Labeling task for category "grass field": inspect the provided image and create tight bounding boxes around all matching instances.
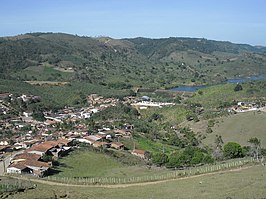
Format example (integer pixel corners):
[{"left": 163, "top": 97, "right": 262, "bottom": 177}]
[
  {"left": 139, "top": 105, "right": 188, "bottom": 126},
  {"left": 188, "top": 80, "right": 266, "bottom": 108},
  {"left": 203, "top": 111, "right": 266, "bottom": 148},
  {"left": 53, "top": 150, "right": 168, "bottom": 178},
  {"left": 133, "top": 136, "right": 178, "bottom": 154},
  {"left": 6, "top": 165, "right": 266, "bottom": 199},
  {"left": 12, "top": 65, "right": 73, "bottom": 81}
]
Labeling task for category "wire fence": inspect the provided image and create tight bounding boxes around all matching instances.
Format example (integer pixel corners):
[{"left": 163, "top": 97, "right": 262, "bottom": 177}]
[
  {"left": 44, "top": 157, "right": 254, "bottom": 185},
  {"left": 0, "top": 180, "right": 35, "bottom": 193}
]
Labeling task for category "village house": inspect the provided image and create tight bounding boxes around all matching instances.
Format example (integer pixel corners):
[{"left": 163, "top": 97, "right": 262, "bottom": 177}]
[
  {"left": 92, "top": 141, "right": 110, "bottom": 148},
  {"left": 0, "top": 140, "right": 9, "bottom": 146},
  {"left": 113, "top": 129, "right": 132, "bottom": 138},
  {"left": 11, "top": 152, "right": 42, "bottom": 163},
  {"left": 7, "top": 139, "right": 73, "bottom": 177},
  {"left": 87, "top": 135, "right": 103, "bottom": 142},
  {"left": 0, "top": 145, "right": 13, "bottom": 154},
  {"left": 27, "top": 139, "right": 72, "bottom": 157},
  {"left": 130, "top": 149, "right": 147, "bottom": 159},
  {"left": 111, "top": 142, "right": 124, "bottom": 150},
  {"left": 124, "top": 124, "right": 134, "bottom": 130},
  {"left": 7, "top": 152, "right": 50, "bottom": 177},
  {"left": 95, "top": 133, "right": 107, "bottom": 140},
  {"left": 76, "top": 138, "right": 93, "bottom": 145},
  {"left": 97, "top": 131, "right": 112, "bottom": 139},
  {"left": 0, "top": 93, "right": 11, "bottom": 101},
  {"left": 77, "top": 134, "right": 106, "bottom": 145},
  {"left": 13, "top": 142, "right": 27, "bottom": 150}
]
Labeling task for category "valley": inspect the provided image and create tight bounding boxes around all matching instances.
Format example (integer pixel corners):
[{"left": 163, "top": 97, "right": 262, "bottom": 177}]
[{"left": 0, "top": 33, "right": 266, "bottom": 198}]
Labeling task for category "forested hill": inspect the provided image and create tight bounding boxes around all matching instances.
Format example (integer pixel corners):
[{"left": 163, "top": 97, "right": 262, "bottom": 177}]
[
  {"left": 126, "top": 37, "right": 266, "bottom": 58},
  {"left": 1, "top": 32, "right": 266, "bottom": 88}
]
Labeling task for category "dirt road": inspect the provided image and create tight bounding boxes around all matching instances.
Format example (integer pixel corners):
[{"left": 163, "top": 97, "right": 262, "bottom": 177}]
[{"left": 9, "top": 165, "right": 254, "bottom": 189}]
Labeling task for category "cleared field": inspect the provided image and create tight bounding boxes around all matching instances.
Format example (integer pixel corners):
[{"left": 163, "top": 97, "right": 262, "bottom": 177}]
[
  {"left": 12, "top": 65, "right": 73, "bottom": 81},
  {"left": 7, "top": 165, "right": 266, "bottom": 199},
  {"left": 53, "top": 150, "right": 168, "bottom": 178},
  {"left": 25, "top": 81, "right": 70, "bottom": 85},
  {"left": 203, "top": 111, "right": 266, "bottom": 147}
]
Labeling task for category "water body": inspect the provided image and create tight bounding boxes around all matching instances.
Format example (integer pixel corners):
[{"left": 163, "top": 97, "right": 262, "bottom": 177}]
[
  {"left": 170, "top": 85, "right": 208, "bottom": 92},
  {"left": 225, "top": 75, "right": 265, "bottom": 83},
  {"left": 170, "top": 75, "right": 266, "bottom": 92}
]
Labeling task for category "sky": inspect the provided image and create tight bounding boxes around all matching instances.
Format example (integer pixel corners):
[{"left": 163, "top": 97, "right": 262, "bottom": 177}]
[{"left": 1, "top": 0, "right": 266, "bottom": 46}]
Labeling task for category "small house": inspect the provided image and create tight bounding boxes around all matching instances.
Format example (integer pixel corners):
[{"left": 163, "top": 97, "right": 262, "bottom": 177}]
[
  {"left": 111, "top": 142, "right": 124, "bottom": 150},
  {"left": 131, "top": 149, "right": 147, "bottom": 159},
  {"left": 92, "top": 141, "right": 110, "bottom": 148}
]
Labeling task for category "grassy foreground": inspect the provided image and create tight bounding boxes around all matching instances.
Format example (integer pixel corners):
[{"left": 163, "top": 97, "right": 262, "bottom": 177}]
[
  {"left": 204, "top": 111, "right": 266, "bottom": 148},
  {"left": 6, "top": 165, "right": 266, "bottom": 199},
  {"left": 53, "top": 150, "right": 168, "bottom": 178}
]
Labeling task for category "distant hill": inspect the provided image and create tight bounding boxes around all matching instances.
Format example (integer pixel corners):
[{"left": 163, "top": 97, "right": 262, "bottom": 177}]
[{"left": 1, "top": 33, "right": 266, "bottom": 88}]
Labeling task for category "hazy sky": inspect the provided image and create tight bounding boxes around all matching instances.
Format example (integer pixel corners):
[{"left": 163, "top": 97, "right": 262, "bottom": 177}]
[{"left": 1, "top": 0, "right": 266, "bottom": 45}]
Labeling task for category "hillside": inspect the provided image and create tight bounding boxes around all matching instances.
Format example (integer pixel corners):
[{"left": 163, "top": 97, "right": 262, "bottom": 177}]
[{"left": 1, "top": 33, "right": 266, "bottom": 89}]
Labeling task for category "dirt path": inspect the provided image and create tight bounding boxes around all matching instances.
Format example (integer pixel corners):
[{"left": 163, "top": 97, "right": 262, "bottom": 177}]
[{"left": 9, "top": 165, "right": 254, "bottom": 189}]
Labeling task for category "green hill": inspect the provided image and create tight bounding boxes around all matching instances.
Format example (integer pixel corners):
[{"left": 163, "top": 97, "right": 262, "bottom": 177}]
[{"left": 1, "top": 33, "right": 266, "bottom": 88}]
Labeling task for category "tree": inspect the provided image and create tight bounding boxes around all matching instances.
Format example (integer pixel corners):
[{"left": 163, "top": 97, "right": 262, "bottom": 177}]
[
  {"left": 248, "top": 137, "right": 261, "bottom": 161},
  {"left": 206, "top": 127, "right": 213, "bottom": 134},
  {"left": 167, "top": 151, "right": 183, "bottom": 168},
  {"left": 144, "top": 151, "right": 152, "bottom": 160},
  {"left": 198, "top": 90, "right": 203, "bottom": 95},
  {"left": 234, "top": 84, "right": 243, "bottom": 92},
  {"left": 32, "top": 110, "right": 45, "bottom": 121},
  {"left": 152, "top": 152, "right": 168, "bottom": 166},
  {"left": 223, "top": 142, "right": 243, "bottom": 159},
  {"left": 191, "top": 151, "right": 205, "bottom": 165},
  {"left": 213, "top": 135, "right": 224, "bottom": 160},
  {"left": 42, "top": 154, "right": 53, "bottom": 162},
  {"left": 168, "top": 134, "right": 184, "bottom": 148}
]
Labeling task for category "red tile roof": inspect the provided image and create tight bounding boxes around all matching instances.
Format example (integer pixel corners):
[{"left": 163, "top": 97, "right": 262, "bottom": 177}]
[
  {"left": 132, "top": 149, "right": 146, "bottom": 155},
  {"left": 13, "top": 152, "right": 41, "bottom": 161},
  {"left": 111, "top": 142, "right": 124, "bottom": 148},
  {"left": 28, "top": 139, "right": 70, "bottom": 153},
  {"left": 8, "top": 162, "right": 28, "bottom": 170},
  {"left": 9, "top": 159, "right": 49, "bottom": 170},
  {"left": 25, "top": 159, "right": 49, "bottom": 168}
]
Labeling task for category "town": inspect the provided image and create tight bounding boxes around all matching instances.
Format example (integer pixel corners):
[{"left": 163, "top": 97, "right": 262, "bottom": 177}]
[{"left": 0, "top": 93, "right": 169, "bottom": 177}]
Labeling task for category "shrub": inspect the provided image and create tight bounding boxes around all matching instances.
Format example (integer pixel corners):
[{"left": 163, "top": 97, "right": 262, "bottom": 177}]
[
  {"left": 152, "top": 152, "right": 169, "bottom": 166},
  {"left": 234, "top": 84, "right": 243, "bottom": 92},
  {"left": 223, "top": 142, "right": 243, "bottom": 159}
]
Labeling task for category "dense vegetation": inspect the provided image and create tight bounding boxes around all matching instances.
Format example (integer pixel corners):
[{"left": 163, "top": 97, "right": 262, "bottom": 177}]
[{"left": 1, "top": 33, "right": 266, "bottom": 89}]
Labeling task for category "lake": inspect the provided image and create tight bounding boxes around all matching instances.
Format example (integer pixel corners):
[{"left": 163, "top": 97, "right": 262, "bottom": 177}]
[{"left": 170, "top": 75, "right": 266, "bottom": 92}]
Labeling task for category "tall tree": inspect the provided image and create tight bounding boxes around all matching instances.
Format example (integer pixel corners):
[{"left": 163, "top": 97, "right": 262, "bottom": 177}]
[
  {"left": 248, "top": 137, "right": 261, "bottom": 162},
  {"left": 213, "top": 135, "right": 224, "bottom": 160}
]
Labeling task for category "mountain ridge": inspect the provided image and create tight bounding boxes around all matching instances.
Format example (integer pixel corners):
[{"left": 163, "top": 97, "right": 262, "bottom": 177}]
[{"left": 1, "top": 32, "right": 266, "bottom": 88}]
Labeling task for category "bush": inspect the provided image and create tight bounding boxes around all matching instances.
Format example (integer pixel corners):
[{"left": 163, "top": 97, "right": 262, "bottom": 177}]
[
  {"left": 206, "top": 127, "right": 213, "bottom": 134},
  {"left": 223, "top": 142, "right": 243, "bottom": 159},
  {"left": 167, "top": 147, "right": 213, "bottom": 168},
  {"left": 208, "top": 119, "right": 215, "bottom": 127},
  {"left": 152, "top": 152, "right": 168, "bottom": 166},
  {"left": 234, "top": 84, "right": 243, "bottom": 92}
]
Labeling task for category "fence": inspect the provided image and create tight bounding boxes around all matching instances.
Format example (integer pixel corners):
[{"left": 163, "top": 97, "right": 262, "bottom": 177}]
[
  {"left": 44, "top": 157, "right": 254, "bottom": 185},
  {"left": 0, "top": 180, "right": 35, "bottom": 193}
]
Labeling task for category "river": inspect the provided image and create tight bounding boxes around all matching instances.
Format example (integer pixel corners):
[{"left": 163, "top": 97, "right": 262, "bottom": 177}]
[{"left": 169, "top": 75, "right": 266, "bottom": 92}]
